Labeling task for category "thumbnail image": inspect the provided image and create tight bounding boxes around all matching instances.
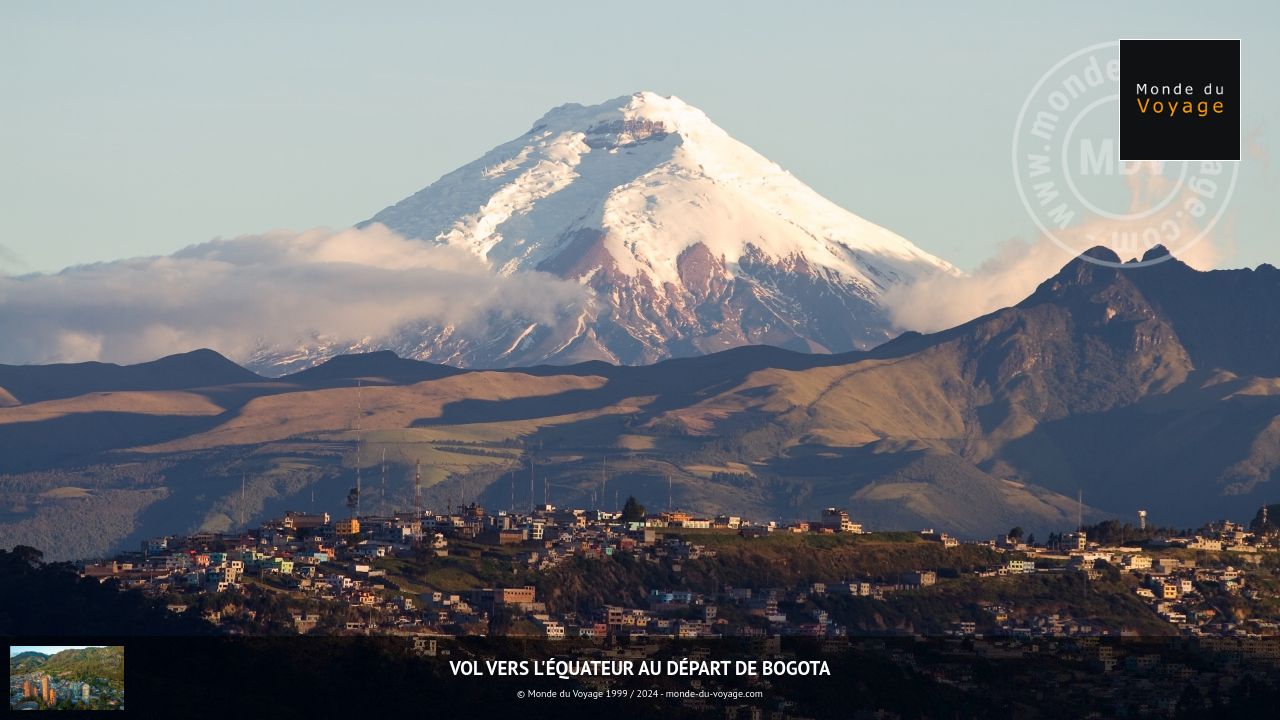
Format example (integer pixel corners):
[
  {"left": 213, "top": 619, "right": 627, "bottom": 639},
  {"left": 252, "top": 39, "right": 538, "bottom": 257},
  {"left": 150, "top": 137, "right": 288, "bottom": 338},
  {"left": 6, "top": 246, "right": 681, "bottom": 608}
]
[{"left": 9, "top": 646, "right": 123, "bottom": 711}]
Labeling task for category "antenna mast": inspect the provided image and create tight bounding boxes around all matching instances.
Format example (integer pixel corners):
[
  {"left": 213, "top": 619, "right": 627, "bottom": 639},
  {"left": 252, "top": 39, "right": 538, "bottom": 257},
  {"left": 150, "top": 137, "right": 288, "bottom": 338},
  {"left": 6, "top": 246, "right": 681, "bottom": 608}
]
[
  {"left": 354, "top": 380, "right": 363, "bottom": 518},
  {"left": 413, "top": 459, "right": 421, "bottom": 520}
]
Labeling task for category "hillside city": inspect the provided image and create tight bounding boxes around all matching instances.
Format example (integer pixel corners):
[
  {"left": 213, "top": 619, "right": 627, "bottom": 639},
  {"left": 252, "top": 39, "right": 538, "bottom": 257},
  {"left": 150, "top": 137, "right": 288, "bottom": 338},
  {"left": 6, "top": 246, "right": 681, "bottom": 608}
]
[
  {"left": 2, "top": 497, "right": 1272, "bottom": 717},
  {"left": 9, "top": 673, "right": 123, "bottom": 712},
  {"left": 76, "top": 500, "right": 1280, "bottom": 643}
]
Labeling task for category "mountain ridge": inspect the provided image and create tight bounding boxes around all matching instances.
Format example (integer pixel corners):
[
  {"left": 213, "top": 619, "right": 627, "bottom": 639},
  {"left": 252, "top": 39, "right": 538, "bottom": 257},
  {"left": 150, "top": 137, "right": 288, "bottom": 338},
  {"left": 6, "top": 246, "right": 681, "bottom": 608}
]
[
  {"left": 3, "top": 248, "right": 1280, "bottom": 559},
  {"left": 0, "top": 349, "right": 261, "bottom": 405}
]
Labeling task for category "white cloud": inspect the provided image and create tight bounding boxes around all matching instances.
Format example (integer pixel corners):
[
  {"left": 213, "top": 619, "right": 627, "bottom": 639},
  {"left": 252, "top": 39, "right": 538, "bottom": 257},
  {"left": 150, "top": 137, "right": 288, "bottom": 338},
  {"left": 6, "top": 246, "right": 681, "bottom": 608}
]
[
  {"left": 885, "top": 164, "right": 1232, "bottom": 334},
  {"left": 882, "top": 237, "right": 1070, "bottom": 333},
  {"left": 0, "top": 224, "right": 588, "bottom": 365}
]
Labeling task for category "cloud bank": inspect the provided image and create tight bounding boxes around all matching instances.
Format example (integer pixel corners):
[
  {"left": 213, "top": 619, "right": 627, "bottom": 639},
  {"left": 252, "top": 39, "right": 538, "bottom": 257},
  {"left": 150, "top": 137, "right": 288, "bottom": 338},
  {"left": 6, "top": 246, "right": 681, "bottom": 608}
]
[
  {"left": 0, "top": 224, "right": 587, "bottom": 366},
  {"left": 885, "top": 164, "right": 1232, "bottom": 334}
]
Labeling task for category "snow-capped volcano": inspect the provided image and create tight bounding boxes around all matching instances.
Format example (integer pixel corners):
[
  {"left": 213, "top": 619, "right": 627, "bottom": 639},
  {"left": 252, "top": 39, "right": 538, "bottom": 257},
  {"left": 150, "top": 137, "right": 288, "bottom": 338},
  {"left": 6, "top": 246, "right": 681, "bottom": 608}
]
[{"left": 256, "top": 92, "right": 956, "bottom": 372}]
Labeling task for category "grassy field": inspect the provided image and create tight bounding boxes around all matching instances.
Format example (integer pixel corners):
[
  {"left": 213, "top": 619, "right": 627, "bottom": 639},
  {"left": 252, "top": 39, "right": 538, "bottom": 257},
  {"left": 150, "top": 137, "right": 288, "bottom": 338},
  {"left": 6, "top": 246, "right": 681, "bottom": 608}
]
[{"left": 372, "top": 541, "right": 531, "bottom": 594}]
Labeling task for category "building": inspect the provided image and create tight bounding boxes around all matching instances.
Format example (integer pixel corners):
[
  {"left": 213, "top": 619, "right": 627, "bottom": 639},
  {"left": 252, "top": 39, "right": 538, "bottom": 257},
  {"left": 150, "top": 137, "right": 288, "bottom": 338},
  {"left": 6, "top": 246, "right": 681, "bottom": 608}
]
[
  {"left": 1062, "top": 531, "right": 1088, "bottom": 551},
  {"left": 283, "top": 511, "right": 331, "bottom": 530},
  {"left": 1005, "top": 559, "right": 1036, "bottom": 574},
  {"left": 473, "top": 586, "right": 537, "bottom": 609},
  {"left": 920, "top": 530, "right": 959, "bottom": 547},
  {"left": 714, "top": 515, "right": 742, "bottom": 529},
  {"left": 819, "top": 508, "right": 863, "bottom": 533},
  {"left": 532, "top": 614, "right": 565, "bottom": 640},
  {"left": 335, "top": 518, "right": 361, "bottom": 535},
  {"left": 1187, "top": 536, "right": 1223, "bottom": 551},
  {"left": 901, "top": 570, "right": 938, "bottom": 588},
  {"left": 40, "top": 674, "right": 55, "bottom": 706},
  {"left": 659, "top": 511, "right": 692, "bottom": 526},
  {"left": 83, "top": 683, "right": 91, "bottom": 701},
  {"left": 1121, "top": 554, "right": 1152, "bottom": 570}
]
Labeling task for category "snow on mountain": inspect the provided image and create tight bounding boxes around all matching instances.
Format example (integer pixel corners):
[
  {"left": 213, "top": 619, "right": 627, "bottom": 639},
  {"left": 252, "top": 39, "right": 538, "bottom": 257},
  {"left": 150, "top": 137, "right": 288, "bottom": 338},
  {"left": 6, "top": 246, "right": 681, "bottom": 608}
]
[{"left": 251, "top": 92, "right": 957, "bottom": 373}]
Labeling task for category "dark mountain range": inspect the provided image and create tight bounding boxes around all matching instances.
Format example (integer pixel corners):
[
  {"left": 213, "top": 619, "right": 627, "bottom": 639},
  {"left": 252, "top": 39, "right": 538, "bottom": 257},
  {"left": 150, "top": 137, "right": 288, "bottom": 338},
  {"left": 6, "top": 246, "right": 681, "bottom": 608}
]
[
  {"left": 0, "top": 348, "right": 261, "bottom": 406},
  {"left": 1, "top": 246, "right": 1277, "bottom": 559},
  {"left": 9, "top": 650, "right": 49, "bottom": 673},
  {"left": 281, "top": 350, "right": 466, "bottom": 388}
]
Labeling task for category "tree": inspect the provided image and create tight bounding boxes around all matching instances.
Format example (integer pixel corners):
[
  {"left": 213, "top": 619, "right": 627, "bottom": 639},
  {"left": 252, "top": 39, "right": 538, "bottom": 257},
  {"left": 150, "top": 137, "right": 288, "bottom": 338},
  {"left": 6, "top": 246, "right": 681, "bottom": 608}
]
[
  {"left": 1026, "top": 533, "right": 1037, "bottom": 546},
  {"left": 10, "top": 545, "right": 44, "bottom": 567},
  {"left": 621, "top": 496, "right": 646, "bottom": 523},
  {"left": 1007, "top": 527, "right": 1024, "bottom": 543},
  {"left": 1250, "top": 504, "right": 1279, "bottom": 534}
]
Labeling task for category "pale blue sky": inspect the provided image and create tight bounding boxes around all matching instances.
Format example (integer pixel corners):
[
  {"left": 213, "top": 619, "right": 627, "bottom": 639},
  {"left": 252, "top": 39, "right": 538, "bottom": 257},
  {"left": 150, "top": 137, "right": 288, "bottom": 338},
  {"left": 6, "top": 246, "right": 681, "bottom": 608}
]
[
  {"left": 2, "top": 1, "right": 1277, "bottom": 273},
  {"left": 9, "top": 645, "right": 100, "bottom": 657}
]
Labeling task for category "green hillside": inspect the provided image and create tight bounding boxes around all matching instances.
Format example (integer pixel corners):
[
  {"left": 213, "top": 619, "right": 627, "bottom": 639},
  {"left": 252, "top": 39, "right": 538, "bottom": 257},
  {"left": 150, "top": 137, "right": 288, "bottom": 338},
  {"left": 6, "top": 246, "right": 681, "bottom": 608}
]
[
  {"left": 8, "top": 650, "right": 49, "bottom": 673},
  {"left": 41, "top": 646, "right": 125, "bottom": 688}
]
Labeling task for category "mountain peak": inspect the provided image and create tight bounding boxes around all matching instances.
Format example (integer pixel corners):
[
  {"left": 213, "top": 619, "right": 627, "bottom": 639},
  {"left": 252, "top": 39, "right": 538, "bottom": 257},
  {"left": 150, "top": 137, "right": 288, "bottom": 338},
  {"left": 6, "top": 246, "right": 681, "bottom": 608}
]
[
  {"left": 1081, "top": 245, "right": 1122, "bottom": 264},
  {"left": 311, "top": 93, "right": 959, "bottom": 372},
  {"left": 1141, "top": 244, "right": 1171, "bottom": 262},
  {"left": 1019, "top": 248, "right": 1126, "bottom": 308},
  {"left": 534, "top": 91, "right": 709, "bottom": 134}
]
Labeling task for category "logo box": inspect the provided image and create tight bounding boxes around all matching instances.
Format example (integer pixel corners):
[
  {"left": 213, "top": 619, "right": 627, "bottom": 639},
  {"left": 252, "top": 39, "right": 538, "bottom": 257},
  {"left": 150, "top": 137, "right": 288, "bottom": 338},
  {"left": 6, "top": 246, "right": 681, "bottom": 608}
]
[{"left": 1119, "top": 39, "right": 1240, "bottom": 161}]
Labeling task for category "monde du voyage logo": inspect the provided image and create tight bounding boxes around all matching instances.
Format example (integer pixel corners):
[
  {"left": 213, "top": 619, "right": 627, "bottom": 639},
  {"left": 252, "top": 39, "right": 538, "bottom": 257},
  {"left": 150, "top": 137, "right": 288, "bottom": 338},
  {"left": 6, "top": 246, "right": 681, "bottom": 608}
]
[{"left": 1013, "top": 40, "right": 1240, "bottom": 268}]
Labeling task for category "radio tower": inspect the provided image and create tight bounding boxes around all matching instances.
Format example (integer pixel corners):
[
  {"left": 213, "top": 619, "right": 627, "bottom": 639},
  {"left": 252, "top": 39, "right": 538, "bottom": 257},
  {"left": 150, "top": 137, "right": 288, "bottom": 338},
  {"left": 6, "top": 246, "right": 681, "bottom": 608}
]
[
  {"left": 380, "top": 448, "right": 387, "bottom": 518},
  {"left": 1077, "top": 489, "right": 1083, "bottom": 531},
  {"left": 354, "top": 380, "right": 363, "bottom": 518},
  {"left": 240, "top": 472, "right": 246, "bottom": 528},
  {"left": 413, "top": 460, "right": 422, "bottom": 520},
  {"left": 529, "top": 455, "right": 535, "bottom": 512}
]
